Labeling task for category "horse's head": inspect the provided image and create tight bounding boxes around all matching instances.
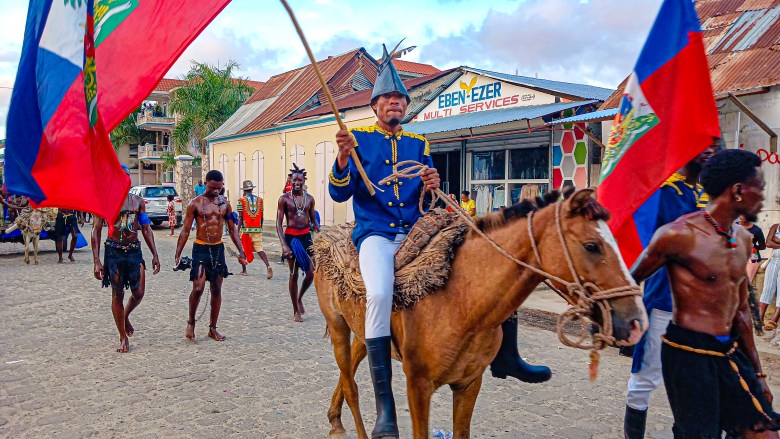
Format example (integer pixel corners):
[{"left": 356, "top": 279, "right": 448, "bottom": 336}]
[
  {"left": 532, "top": 189, "right": 647, "bottom": 347},
  {"left": 27, "top": 209, "right": 45, "bottom": 235}
]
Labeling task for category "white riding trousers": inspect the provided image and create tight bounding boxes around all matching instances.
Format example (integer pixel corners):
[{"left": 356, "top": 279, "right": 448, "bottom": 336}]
[
  {"left": 625, "top": 308, "right": 673, "bottom": 411},
  {"left": 359, "top": 234, "right": 405, "bottom": 339}
]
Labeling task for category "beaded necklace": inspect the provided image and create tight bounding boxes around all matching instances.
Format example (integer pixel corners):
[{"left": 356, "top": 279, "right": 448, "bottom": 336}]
[
  {"left": 703, "top": 211, "right": 737, "bottom": 249},
  {"left": 292, "top": 191, "right": 307, "bottom": 216}
]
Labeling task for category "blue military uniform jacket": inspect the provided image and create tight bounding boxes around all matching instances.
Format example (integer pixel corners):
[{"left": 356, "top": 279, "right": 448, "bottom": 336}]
[
  {"left": 328, "top": 123, "right": 433, "bottom": 250},
  {"left": 631, "top": 172, "right": 707, "bottom": 373}
]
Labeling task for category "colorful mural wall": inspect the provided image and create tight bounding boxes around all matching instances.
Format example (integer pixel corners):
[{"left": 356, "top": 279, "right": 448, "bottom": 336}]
[{"left": 552, "top": 108, "right": 589, "bottom": 189}]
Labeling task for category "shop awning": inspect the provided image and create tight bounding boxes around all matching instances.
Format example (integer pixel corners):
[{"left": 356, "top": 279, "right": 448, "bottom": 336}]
[
  {"left": 405, "top": 100, "right": 597, "bottom": 136},
  {"left": 546, "top": 108, "right": 618, "bottom": 125}
]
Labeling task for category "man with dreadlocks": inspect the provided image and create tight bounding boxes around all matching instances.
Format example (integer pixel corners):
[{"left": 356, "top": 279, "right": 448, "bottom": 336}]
[{"left": 276, "top": 164, "right": 319, "bottom": 323}]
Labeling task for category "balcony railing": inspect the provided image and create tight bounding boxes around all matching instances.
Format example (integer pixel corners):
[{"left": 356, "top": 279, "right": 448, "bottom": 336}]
[
  {"left": 138, "top": 144, "right": 173, "bottom": 160},
  {"left": 136, "top": 112, "right": 175, "bottom": 128}
]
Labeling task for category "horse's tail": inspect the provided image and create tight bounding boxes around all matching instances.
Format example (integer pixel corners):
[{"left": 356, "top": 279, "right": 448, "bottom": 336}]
[{"left": 323, "top": 324, "right": 332, "bottom": 343}]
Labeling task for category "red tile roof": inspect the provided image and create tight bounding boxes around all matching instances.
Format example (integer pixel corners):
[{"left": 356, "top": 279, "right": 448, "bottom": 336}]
[
  {"left": 288, "top": 68, "right": 457, "bottom": 121},
  {"left": 601, "top": 0, "right": 780, "bottom": 109},
  {"left": 238, "top": 48, "right": 379, "bottom": 133},
  {"left": 391, "top": 59, "right": 441, "bottom": 76}
]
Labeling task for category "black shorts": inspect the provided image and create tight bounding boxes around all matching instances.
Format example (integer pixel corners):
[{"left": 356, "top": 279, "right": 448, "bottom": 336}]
[
  {"left": 102, "top": 240, "right": 145, "bottom": 292},
  {"left": 55, "top": 212, "right": 78, "bottom": 237},
  {"left": 662, "top": 322, "right": 780, "bottom": 437},
  {"left": 191, "top": 242, "right": 231, "bottom": 282}
]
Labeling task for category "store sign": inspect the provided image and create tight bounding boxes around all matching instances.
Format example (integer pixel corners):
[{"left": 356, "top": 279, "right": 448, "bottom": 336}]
[{"left": 415, "top": 75, "right": 554, "bottom": 122}]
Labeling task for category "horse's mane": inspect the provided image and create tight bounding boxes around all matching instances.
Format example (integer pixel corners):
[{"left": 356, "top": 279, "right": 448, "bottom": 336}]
[{"left": 474, "top": 187, "right": 610, "bottom": 233}]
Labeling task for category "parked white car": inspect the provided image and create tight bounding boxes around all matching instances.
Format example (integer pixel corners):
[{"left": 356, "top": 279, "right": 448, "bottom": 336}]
[{"left": 130, "top": 185, "right": 183, "bottom": 226}]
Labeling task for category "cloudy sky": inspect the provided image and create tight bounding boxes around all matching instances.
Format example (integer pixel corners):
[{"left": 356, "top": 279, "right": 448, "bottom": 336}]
[{"left": 0, "top": 0, "right": 665, "bottom": 139}]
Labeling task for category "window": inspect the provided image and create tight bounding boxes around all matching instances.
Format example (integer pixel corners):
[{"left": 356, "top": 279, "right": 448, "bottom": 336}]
[
  {"left": 510, "top": 147, "right": 548, "bottom": 180},
  {"left": 143, "top": 187, "right": 177, "bottom": 198},
  {"left": 472, "top": 151, "right": 505, "bottom": 180}
]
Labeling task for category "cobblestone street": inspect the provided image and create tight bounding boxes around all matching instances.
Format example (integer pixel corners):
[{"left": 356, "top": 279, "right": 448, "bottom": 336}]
[{"left": 1, "top": 226, "right": 777, "bottom": 438}]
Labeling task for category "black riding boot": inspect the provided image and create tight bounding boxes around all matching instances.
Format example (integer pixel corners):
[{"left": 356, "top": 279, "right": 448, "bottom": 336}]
[
  {"left": 623, "top": 405, "right": 647, "bottom": 439},
  {"left": 490, "top": 315, "right": 552, "bottom": 383},
  {"left": 366, "top": 336, "right": 399, "bottom": 439}
]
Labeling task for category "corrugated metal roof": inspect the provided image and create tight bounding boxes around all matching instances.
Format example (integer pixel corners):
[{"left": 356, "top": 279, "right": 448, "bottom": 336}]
[
  {"left": 288, "top": 68, "right": 458, "bottom": 121},
  {"left": 392, "top": 59, "right": 441, "bottom": 76},
  {"left": 546, "top": 108, "right": 618, "bottom": 125},
  {"left": 206, "top": 97, "right": 279, "bottom": 140},
  {"left": 465, "top": 67, "right": 614, "bottom": 101},
  {"left": 406, "top": 100, "right": 597, "bottom": 135},
  {"left": 601, "top": 1, "right": 780, "bottom": 109}
]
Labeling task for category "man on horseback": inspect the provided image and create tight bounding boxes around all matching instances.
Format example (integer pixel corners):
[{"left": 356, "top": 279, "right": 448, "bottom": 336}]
[
  {"left": 328, "top": 44, "right": 547, "bottom": 438},
  {"left": 276, "top": 165, "right": 319, "bottom": 323},
  {"left": 632, "top": 149, "right": 780, "bottom": 437}
]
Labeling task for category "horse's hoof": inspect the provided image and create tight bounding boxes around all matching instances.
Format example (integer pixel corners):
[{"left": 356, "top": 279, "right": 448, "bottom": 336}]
[
  {"left": 328, "top": 426, "right": 347, "bottom": 438},
  {"left": 34, "top": 260, "right": 39, "bottom": 265},
  {"left": 24, "top": 259, "right": 30, "bottom": 264}
]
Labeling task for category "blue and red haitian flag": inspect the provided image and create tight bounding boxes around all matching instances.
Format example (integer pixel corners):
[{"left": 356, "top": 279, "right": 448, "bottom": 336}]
[
  {"left": 597, "top": 0, "right": 720, "bottom": 267},
  {"left": 6, "top": 0, "right": 230, "bottom": 222}
]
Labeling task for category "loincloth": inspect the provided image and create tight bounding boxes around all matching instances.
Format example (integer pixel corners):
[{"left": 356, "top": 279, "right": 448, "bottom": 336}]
[
  {"left": 102, "top": 240, "right": 144, "bottom": 292},
  {"left": 191, "top": 242, "right": 231, "bottom": 282},
  {"left": 661, "top": 322, "right": 780, "bottom": 437},
  {"left": 313, "top": 208, "right": 469, "bottom": 310}
]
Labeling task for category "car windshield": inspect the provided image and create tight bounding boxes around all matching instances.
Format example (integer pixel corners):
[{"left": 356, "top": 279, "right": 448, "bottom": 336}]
[{"left": 144, "top": 187, "right": 177, "bottom": 198}]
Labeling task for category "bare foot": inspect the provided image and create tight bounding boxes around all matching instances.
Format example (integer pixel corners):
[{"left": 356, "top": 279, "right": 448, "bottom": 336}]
[
  {"left": 58, "top": 258, "right": 63, "bottom": 263},
  {"left": 116, "top": 336, "right": 129, "bottom": 353},
  {"left": 68, "top": 255, "right": 75, "bottom": 263},
  {"left": 208, "top": 326, "right": 226, "bottom": 341},
  {"left": 185, "top": 321, "right": 195, "bottom": 341},
  {"left": 294, "top": 312, "right": 303, "bottom": 323},
  {"left": 298, "top": 299, "right": 305, "bottom": 315},
  {"left": 125, "top": 319, "right": 134, "bottom": 337},
  {"left": 266, "top": 266, "right": 273, "bottom": 279},
  {"left": 240, "top": 271, "right": 248, "bottom": 276}
]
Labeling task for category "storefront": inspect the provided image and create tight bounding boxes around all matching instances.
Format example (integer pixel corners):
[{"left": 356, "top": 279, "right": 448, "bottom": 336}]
[{"left": 408, "top": 68, "right": 612, "bottom": 216}]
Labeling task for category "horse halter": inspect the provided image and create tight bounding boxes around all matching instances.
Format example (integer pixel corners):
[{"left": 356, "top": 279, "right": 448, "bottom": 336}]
[{"left": 526, "top": 204, "right": 642, "bottom": 353}]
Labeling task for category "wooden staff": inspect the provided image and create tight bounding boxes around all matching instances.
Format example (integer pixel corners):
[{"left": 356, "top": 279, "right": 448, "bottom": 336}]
[{"left": 280, "top": 0, "right": 376, "bottom": 196}]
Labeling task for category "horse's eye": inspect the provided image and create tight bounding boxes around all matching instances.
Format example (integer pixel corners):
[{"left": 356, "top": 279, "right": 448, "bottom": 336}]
[{"left": 583, "top": 242, "right": 601, "bottom": 254}]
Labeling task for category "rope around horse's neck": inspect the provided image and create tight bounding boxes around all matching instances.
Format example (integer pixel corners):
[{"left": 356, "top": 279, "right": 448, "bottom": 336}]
[{"left": 378, "top": 160, "right": 641, "bottom": 365}]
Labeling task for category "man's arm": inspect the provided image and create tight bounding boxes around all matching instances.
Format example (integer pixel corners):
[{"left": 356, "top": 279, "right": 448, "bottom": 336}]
[
  {"left": 276, "top": 195, "right": 291, "bottom": 259},
  {"left": 309, "top": 196, "right": 319, "bottom": 233},
  {"left": 735, "top": 276, "right": 772, "bottom": 403},
  {"left": 236, "top": 199, "right": 244, "bottom": 231},
  {"left": 224, "top": 202, "right": 247, "bottom": 264},
  {"left": 137, "top": 200, "right": 160, "bottom": 274},
  {"left": 330, "top": 129, "right": 357, "bottom": 202},
  {"left": 175, "top": 200, "right": 197, "bottom": 265},
  {"left": 630, "top": 223, "right": 681, "bottom": 283},
  {"left": 91, "top": 216, "right": 104, "bottom": 280}
]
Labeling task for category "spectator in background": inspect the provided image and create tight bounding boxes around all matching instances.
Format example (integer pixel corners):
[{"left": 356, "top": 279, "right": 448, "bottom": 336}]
[
  {"left": 460, "top": 190, "right": 476, "bottom": 218},
  {"left": 194, "top": 180, "right": 206, "bottom": 197},
  {"left": 759, "top": 223, "right": 780, "bottom": 329},
  {"left": 167, "top": 194, "right": 177, "bottom": 236},
  {"left": 739, "top": 215, "right": 766, "bottom": 283}
]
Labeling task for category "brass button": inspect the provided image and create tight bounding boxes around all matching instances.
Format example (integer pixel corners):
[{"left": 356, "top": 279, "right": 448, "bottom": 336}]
[
  {"left": 387, "top": 201, "right": 393, "bottom": 207},
  {"left": 398, "top": 181, "right": 403, "bottom": 186},
  {"left": 404, "top": 223, "right": 410, "bottom": 228},
  {"left": 396, "top": 135, "right": 401, "bottom": 140},
  {"left": 399, "top": 203, "right": 405, "bottom": 207},
  {"left": 385, "top": 160, "right": 390, "bottom": 164},
  {"left": 386, "top": 181, "right": 392, "bottom": 186},
  {"left": 385, "top": 135, "right": 390, "bottom": 140},
  {"left": 390, "top": 223, "right": 396, "bottom": 228}
]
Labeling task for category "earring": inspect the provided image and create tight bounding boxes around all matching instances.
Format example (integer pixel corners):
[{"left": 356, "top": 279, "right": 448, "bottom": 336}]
[{"left": 736, "top": 195, "right": 743, "bottom": 202}]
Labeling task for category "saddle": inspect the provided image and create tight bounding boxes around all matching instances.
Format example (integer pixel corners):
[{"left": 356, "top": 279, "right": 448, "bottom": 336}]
[{"left": 313, "top": 209, "right": 470, "bottom": 310}]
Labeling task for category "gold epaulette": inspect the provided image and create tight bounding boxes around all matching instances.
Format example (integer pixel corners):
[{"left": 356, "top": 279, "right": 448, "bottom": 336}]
[
  {"left": 400, "top": 132, "right": 430, "bottom": 156},
  {"left": 329, "top": 170, "right": 351, "bottom": 187}
]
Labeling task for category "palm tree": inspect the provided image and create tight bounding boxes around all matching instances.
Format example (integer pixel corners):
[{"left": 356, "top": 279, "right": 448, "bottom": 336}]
[
  {"left": 110, "top": 105, "right": 151, "bottom": 152},
  {"left": 169, "top": 60, "right": 253, "bottom": 172}
]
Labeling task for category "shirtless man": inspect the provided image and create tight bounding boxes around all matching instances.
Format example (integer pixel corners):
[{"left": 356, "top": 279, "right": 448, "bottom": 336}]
[
  {"left": 276, "top": 165, "right": 319, "bottom": 322},
  {"left": 632, "top": 149, "right": 780, "bottom": 437},
  {"left": 92, "top": 164, "right": 160, "bottom": 353},
  {"left": 175, "top": 170, "right": 246, "bottom": 341}
]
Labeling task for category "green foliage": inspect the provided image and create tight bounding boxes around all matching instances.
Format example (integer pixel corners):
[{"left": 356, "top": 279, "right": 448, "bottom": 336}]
[
  {"left": 160, "top": 152, "right": 176, "bottom": 171},
  {"left": 169, "top": 60, "right": 253, "bottom": 157}
]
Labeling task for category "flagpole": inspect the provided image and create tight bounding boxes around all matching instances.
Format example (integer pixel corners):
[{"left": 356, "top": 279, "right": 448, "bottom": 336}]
[{"left": 280, "top": 0, "right": 376, "bottom": 196}]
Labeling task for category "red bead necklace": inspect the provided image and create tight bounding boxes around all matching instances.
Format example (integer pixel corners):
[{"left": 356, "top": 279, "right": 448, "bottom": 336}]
[{"left": 703, "top": 211, "right": 738, "bottom": 249}]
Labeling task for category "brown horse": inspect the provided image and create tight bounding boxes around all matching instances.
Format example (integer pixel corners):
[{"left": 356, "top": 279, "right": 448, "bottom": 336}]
[{"left": 315, "top": 189, "right": 648, "bottom": 438}]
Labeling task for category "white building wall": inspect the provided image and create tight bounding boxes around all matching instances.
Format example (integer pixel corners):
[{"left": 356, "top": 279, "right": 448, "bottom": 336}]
[{"left": 718, "top": 86, "right": 780, "bottom": 231}]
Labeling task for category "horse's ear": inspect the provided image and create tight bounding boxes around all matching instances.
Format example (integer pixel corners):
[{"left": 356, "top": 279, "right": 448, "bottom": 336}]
[{"left": 566, "top": 188, "right": 596, "bottom": 212}]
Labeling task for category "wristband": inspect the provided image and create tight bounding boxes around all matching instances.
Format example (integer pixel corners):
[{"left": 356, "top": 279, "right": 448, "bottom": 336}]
[{"left": 757, "top": 372, "right": 768, "bottom": 378}]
